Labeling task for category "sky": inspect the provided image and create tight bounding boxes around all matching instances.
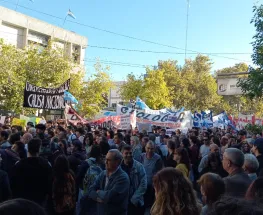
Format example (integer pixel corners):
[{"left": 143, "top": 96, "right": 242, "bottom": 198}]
[{"left": 0, "top": 0, "right": 259, "bottom": 81}]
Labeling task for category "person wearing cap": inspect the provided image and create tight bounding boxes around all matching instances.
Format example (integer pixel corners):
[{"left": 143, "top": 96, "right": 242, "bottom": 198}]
[
  {"left": 68, "top": 139, "right": 87, "bottom": 175},
  {"left": 252, "top": 138, "right": 263, "bottom": 176},
  {"left": 0, "top": 131, "right": 11, "bottom": 149}
]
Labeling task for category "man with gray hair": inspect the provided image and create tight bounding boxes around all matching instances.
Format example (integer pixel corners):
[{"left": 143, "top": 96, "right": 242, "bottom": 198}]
[
  {"left": 243, "top": 154, "right": 259, "bottom": 181},
  {"left": 222, "top": 148, "right": 251, "bottom": 197},
  {"left": 28, "top": 128, "right": 36, "bottom": 138},
  {"left": 85, "top": 149, "right": 130, "bottom": 215}
]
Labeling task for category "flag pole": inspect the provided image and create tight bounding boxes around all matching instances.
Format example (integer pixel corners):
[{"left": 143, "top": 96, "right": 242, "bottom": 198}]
[
  {"left": 63, "top": 15, "right": 68, "bottom": 27},
  {"left": 15, "top": 0, "right": 19, "bottom": 11},
  {"left": 185, "top": 0, "right": 190, "bottom": 60}
]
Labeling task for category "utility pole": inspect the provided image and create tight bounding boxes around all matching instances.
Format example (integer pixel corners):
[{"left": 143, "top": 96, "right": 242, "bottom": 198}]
[{"left": 185, "top": 0, "right": 190, "bottom": 60}]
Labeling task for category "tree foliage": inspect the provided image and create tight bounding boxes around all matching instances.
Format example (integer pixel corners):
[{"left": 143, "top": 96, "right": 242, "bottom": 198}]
[
  {"left": 0, "top": 40, "right": 113, "bottom": 117},
  {"left": 78, "top": 62, "right": 114, "bottom": 118},
  {"left": 142, "top": 69, "right": 172, "bottom": 109},
  {"left": 120, "top": 55, "right": 221, "bottom": 111},
  {"left": 119, "top": 73, "right": 144, "bottom": 101},
  {"left": 237, "top": 5, "right": 263, "bottom": 99}
]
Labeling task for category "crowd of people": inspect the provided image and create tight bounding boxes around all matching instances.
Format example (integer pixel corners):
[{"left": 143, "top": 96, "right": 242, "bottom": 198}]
[{"left": 0, "top": 120, "right": 263, "bottom": 215}]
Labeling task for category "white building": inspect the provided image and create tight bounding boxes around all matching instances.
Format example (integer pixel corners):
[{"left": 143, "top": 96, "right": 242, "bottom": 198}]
[
  {"left": 0, "top": 6, "right": 88, "bottom": 65},
  {"left": 108, "top": 81, "right": 126, "bottom": 108}
]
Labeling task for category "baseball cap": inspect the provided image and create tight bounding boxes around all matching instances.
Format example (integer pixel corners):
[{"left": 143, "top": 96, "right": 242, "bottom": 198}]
[{"left": 253, "top": 138, "right": 263, "bottom": 152}]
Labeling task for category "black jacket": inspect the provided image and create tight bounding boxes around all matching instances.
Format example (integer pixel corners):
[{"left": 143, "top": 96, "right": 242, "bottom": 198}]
[
  {"left": 68, "top": 151, "right": 87, "bottom": 175},
  {"left": 256, "top": 154, "right": 263, "bottom": 176},
  {"left": 9, "top": 157, "right": 52, "bottom": 205},
  {"left": 0, "top": 170, "right": 11, "bottom": 203}
]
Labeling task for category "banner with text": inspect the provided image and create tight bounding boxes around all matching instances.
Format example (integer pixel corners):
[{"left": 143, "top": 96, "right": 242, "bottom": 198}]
[
  {"left": 91, "top": 112, "right": 136, "bottom": 130},
  {"left": 116, "top": 104, "right": 192, "bottom": 129},
  {"left": 23, "top": 79, "right": 70, "bottom": 110}
]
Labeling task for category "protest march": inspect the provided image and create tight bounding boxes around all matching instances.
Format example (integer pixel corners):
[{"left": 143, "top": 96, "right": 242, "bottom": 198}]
[
  {"left": 0, "top": 78, "right": 262, "bottom": 215},
  {"left": 1, "top": 1, "right": 263, "bottom": 215}
]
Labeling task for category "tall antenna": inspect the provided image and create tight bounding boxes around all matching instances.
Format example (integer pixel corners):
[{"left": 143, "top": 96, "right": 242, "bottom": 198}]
[{"left": 185, "top": 0, "right": 190, "bottom": 60}]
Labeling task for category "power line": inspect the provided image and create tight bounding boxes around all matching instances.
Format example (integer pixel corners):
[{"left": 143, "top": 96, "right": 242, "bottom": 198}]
[
  {"left": 88, "top": 45, "right": 252, "bottom": 55},
  {"left": 84, "top": 59, "right": 149, "bottom": 68},
  {"left": 0, "top": 30, "right": 252, "bottom": 56},
  {"left": 0, "top": 0, "right": 252, "bottom": 63}
]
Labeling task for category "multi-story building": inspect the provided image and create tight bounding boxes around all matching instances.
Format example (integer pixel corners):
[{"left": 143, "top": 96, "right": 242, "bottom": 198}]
[
  {"left": 0, "top": 6, "right": 88, "bottom": 65},
  {"left": 108, "top": 81, "right": 126, "bottom": 108}
]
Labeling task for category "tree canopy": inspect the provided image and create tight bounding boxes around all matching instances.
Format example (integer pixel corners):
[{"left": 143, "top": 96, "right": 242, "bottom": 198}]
[
  {"left": 237, "top": 5, "right": 263, "bottom": 99},
  {"left": 0, "top": 40, "right": 113, "bottom": 117}
]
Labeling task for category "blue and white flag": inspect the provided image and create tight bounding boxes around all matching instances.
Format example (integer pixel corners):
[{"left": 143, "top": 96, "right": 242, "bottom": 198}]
[
  {"left": 193, "top": 111, "right": 202, "bottom": 127},
  {"left": 213, "top": 111, "right": 236, "bottom": 130},
  {"left": 201, "top": 110, "right": 213, "bottom": 128},
  {"left": 64, "top": 91, "right": 78, "bottom": 104},
  {"left": 135, "top": 96, "right": 150, "bottom": 110},
  {"left": 67, "top": 9, "right": 76, "bottom": 19}
]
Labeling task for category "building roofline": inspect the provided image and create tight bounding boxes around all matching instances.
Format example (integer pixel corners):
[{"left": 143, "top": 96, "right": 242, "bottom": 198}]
[{"left": 0, "top": 6, "right": 88, "bottom": 47}]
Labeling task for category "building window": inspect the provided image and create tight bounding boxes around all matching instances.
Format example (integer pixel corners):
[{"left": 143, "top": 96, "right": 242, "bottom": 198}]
[
  {"left": 112, "top": 103, "right": 116, "bottom": 108},
  {"left": 72, "top": 44, "right": 80, "bottom": 63}
]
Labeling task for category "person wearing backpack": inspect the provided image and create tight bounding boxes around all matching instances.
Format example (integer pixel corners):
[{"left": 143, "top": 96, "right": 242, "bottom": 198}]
[
  {"left": 52, "top": 155, "right": 76, "bottom": 215},
  {"left": 76, "top": 145, "right": 102, "bottom": 215}
]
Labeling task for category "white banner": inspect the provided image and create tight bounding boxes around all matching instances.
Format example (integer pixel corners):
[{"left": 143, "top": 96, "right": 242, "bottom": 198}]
[
  {"left": 117, "top": 104, "right": 192, "bottom": 129},
  {"left": 0, "top": 116, "right": 6, "bottom": 124}
]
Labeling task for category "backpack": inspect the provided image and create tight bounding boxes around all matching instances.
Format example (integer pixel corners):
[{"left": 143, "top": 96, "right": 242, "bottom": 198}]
[{"left": 83, "top": 158, "right": 102, "bottom": 193}]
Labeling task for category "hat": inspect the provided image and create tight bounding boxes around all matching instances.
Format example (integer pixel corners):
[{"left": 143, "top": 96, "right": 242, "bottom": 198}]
[{"left": 253, "top": 138, "right": 263, "bottom": 152}]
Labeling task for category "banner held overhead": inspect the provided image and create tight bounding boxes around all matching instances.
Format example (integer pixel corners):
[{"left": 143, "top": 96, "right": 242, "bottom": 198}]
[{"left": 23, "top": 79, "right": 70, "bottom": 110}]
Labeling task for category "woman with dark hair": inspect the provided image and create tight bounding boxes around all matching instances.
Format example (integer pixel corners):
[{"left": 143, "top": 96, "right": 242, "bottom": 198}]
[
  {"left": 83, "top": 133, "right": 94, "bottom": 157},
  {"left": 0, "top": 199, "right": 47, "bottom": 215},
  {"left": 173, "top": 148, "right": 191, "bottom": 178},
  {"left": 181, "top": 138, "right": 192, "bottom": 161},
  {"left": 99, "top": 136, "right": 110, "bottom": 157},
  {"left": 245, "top": 177, "right": 263, "bottom": 204},
  {"left": 107, "top": 130, "right": 115, "bottom": 146},
  {"left": 151, "top": 168, "right": 201, "bottom": 215},
  {"left": 198, "top": 173, "right": 225, "bottom": 215},
  {"left": 242, "top": 142, "right": 251, "bottom": 154},
  {"left": 165, "top": 140, "right": 177, "bottom": 167},
  {"left": 211, "top": 136, "right": 220, "bottom": 148},
  {"left": 189, "top": 136, "right": 200, "bottom": 165},
  {"left": 58, "top": 139, "right": 68, "bottom": 155},
  {"left": 200, "top": 152, "right": 228, "bottom": 178},
  {"left": 52, "top": 155, "right": 75, "bottom": 215}
]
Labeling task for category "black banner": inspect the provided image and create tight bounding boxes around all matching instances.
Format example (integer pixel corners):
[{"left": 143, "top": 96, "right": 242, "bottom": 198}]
[{"left": 23, "top": 79, "right": 70, "bottom": 110}]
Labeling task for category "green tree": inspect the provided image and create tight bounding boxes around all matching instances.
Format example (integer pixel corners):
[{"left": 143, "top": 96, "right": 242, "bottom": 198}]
[
  {"left": 79, "top": 61, "right": 114, "bottom": 118},
  {"left": 174, "top": 55, "right": 221, "bottom": 111},
  {"left": 119, "top": 73, "right": 144, "bottom": 101},
  {"left": 142, "top": 69, "right": 172, "bottom": 109},
  {"left": 237, "top": 5, "right": 263, "bottom": 98},
  {"left": 0, "top": 40, "right": 85, "bottom": 114}
]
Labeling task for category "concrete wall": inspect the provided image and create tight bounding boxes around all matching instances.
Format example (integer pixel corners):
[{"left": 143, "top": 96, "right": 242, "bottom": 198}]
[{"left": 0, "top": 6, "right": 88, "bottom": 47}]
